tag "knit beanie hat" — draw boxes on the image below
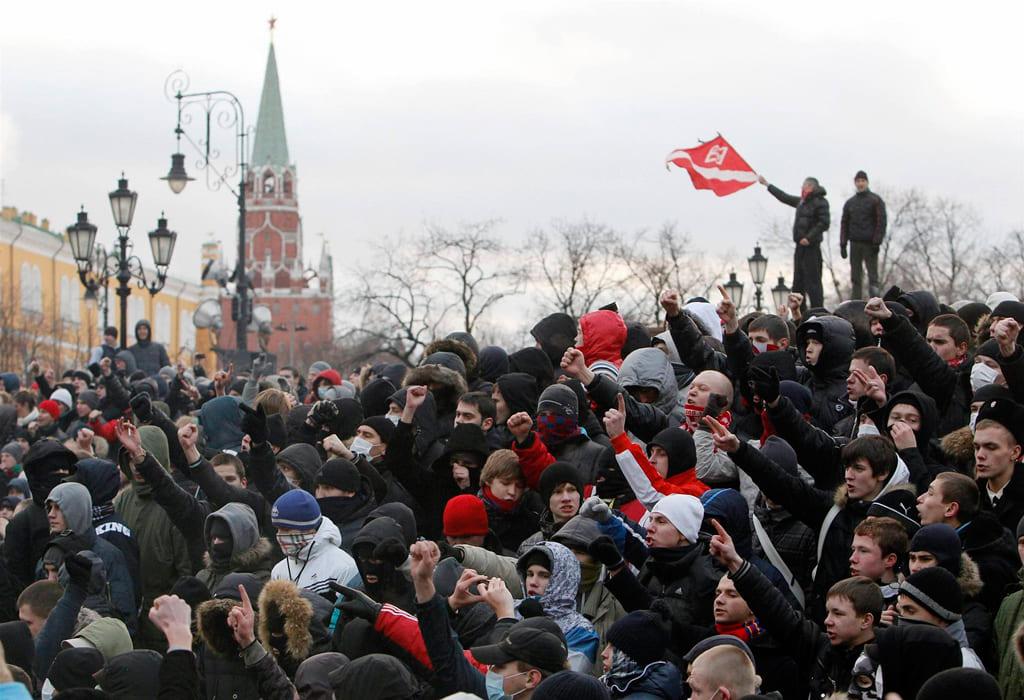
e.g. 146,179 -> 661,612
272,489 -> 322,531
992,300 -> 1024,325
538,462 -> 584,505
39,400 -> 61,420
909,524 -> 962,575
900,567 -> 963,622
76,390 -> 100,411
866,490 -> 920,535
606,611 -> 667,666
48,647 -> 105,691
0,442 -> 23,463
917,668 -> 1001,700
316,459 -> 361,494
646,427 -> 696,478
651,493 -> 704,545
50,388 -> 74,411
309,361 -> 331,375
759,436 -> 798,476
854,170 -> 868,181
443,494 -> 489,537
533,670 -> 611,700
359,416 -> 395,444
537,384 -> 579,418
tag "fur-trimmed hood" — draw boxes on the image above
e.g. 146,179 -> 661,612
958,552 -> 984,598
941,426 -> 975,465
201,537 -> 274,573
196,598 -> 242,656
404,362 -> 469,396
423,338 -> 477,381
257,578 -> 333,674
832,457 -> 913,509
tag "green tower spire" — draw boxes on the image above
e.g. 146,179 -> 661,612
250,41 -> 290,168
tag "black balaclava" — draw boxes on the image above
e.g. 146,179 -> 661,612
208,518 -> 234,566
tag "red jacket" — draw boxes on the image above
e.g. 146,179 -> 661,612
577,310 -> 627,368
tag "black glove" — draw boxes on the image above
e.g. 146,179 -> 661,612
329,583 -> 382,623
701,393 -> 729,419
840,245 -> 848,260
373,538 -> 409,568
239,402 -> 269,445
747,366 -> 780,406
309,400 -> 339,428
588,535 -> 625,570
438,540 -> 465,563
64,552 -> 94,590
519,599 -> 545,618
130,392 -> 153,423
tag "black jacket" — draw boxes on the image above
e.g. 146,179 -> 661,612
959,510 -> 1020,615
795,316 -> 856,433
840,190 -> 887,246
978,464 -> 1024,535
768,184 -> 830,245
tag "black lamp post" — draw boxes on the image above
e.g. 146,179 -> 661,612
276,322 -> 308,367
163,70 -> 250,355
747,245 -> 768,312
67,176 -> 177,342
722,271 -> 744,310
771,275 -> 791,312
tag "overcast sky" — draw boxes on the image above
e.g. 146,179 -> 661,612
2,1 -> 1022,294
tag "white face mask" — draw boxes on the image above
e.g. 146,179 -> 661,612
971,363 -> 1000,393
350,437 -> 375,457
385,414 -> 401,426
969,411 -> 980,432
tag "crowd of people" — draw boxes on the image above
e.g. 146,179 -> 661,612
0,281 -> 1020,700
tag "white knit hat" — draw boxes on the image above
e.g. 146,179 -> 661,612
651,494 -> 704,545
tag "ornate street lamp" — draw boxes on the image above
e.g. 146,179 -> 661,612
771,275 -> 791,312
722,271 -> 744,310
68,176 -> 176,341
747,245 -> 768,311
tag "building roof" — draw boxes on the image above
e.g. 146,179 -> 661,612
250,42 -> 290,169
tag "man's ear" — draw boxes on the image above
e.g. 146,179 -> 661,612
778,338 -> 789,350
482,417 -> 494,432
861,612 -> 875,630
945,501 -> 960,519
884,552 -> 898,570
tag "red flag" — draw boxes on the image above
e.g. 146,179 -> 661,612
665,135 -> 758,197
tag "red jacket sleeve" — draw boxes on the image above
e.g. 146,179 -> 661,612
88,416 -> 119,443
610,433 -> 709,498
374,603 -> 433,670
511,432 -> 556,490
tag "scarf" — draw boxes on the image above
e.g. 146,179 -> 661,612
536,414 -> 581,447
758,408 -> 809,446
947,355 -> 968,370
91,504 -> 115,523
715,618 -> 764,642
682,405 -> 732,433
481,484 -> 519,513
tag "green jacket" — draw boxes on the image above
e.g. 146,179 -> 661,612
580,578 -> 626,677
995,573 -> 1024,700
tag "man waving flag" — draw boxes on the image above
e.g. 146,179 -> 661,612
666,135 -> 758,197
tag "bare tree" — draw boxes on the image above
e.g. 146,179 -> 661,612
528,219 -> 622,317
345,234 -> 453,366
422,220 -> 525,334
989,230 -> 1024,301
616,222 -> 720,323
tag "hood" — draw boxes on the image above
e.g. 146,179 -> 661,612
199,396 -> 244,452
496,372 -> 541,417
205,502 -> 260,558
363,502 -> 418,545
296,653 -> 351,700
700,489 -> 752,558
654,330 -> 683,365
96,650 -> 162,698
835,459 -> 912,509
277,443 -> 323,494
895,290 -> 942,333
311,369 -> 343,391
958,552 -> 983,598
508,347 -> 555,391
515,541 -> 592,636
683,301 -> 724,342
404,362 -> 468,409
47,482 -> 93,538
550,515 -> 602,552
477,346 -> 510,382
605,661 -> 684,699
134,319 -> 153,345
440,423 -> 490,467
114,349 -> 137,374
871,624 -> 962,700
258,579 -> 333,672
531,312 -> 577,369
0,621 -> 33,674
360,378 -> 397,418
882,390 -> 939,448
72,617 -> 133,662
424,338 -> 478,380
796,315 -> 855,376
351,515 -> 404,557
70,458 -> 121,506
387,386 -> 444,452
833,300 -> 876,348
22,439 -> 79,507
618,348 -> 679,417
328,653 -> 422,699
578,309 -> 627,368
621,321 -> 653,359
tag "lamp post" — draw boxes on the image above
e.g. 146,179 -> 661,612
722,271 -> 744,311
747,244 -> 768,312
162,70 -> 250,355
275,322 -> 308,367
67,176 -> 177,342
771,275 -> 791,312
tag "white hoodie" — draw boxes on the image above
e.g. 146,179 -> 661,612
271,515 -> 361,598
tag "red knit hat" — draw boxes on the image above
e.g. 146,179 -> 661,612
443,495 -> 489,537
39,400 -> 61,420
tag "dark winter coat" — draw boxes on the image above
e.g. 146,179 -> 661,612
607,661 -> 683,699
196,502 -> 275,593
979,465 -> 1024,534
127,320 -> 171,377
795,315 -> 856,433
768,183 -> 831,245
840,189 -> 887,246
960,510 -> 1022,614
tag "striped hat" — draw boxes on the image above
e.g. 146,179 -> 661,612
271,489 -> 322,531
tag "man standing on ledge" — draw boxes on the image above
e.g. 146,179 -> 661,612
840,170 -> 887,299
758,174 -> 830,309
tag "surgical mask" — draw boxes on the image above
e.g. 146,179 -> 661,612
485,670 -> 530,700
350,437 -> 374,457
317,386 -> 329,399
287,477 -> 302,488
971,362 -> 1000,393
276,531 -> 315,559
969,411 -> 980,431
386,414 -> 401,426
857,422 -> 881,437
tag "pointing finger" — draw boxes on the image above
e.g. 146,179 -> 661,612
717,284 -> 729,300
238,584 -> 253,613
711,518 -> 729,539
617,392 -> 625,412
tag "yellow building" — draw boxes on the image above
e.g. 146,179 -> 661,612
0,206 -> 209,373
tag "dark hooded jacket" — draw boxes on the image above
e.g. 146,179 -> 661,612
889,288 -> 942,335
477,346 -> 510,384
492,372 -> 542,447
795,315 -> 856,432
197,502 -> 274,593
248,440 -> 323,510
70,458 -> 142,605
329,653 -> 426,700
508,347 -> 555,393
531,313 -> 577,370
959,510 -> 1020,614
127,320 -> 171,377
866,390 -> 945,492
4,439 -> 77,588
767,183 -> 830,245
257,578 -> 333,678
350,515 -> 415,611
199,396 -> 245,453
404,357 -> 468,433
196,573 -> 267,700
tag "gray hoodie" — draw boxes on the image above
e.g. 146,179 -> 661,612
618,348 -> 681,420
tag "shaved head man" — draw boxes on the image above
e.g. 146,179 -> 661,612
688,645 -> 759,700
